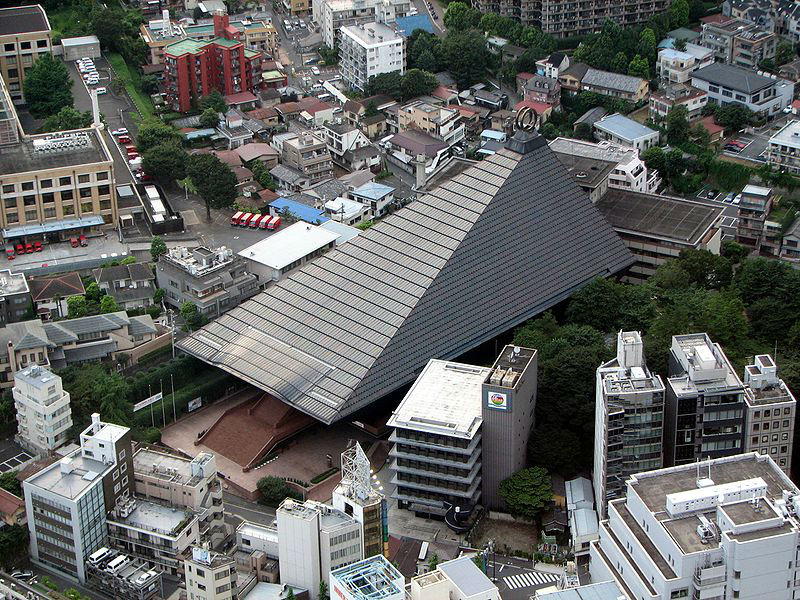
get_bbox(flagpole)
[161,379,166,426]
[171,374,176,423]
[149,384,154,428]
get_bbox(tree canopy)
[498,467,553,520]
[42,106,92,133]
[137,120,183,154]
[151,236,167,261]
[438,31,490,89]
[142,143,189,182]
[23,54,73,118]
[257,476,297,507]
[187,154,238,220]
[443,1,481,31]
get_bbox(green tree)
[408,30,441,70]
[151,236,167,261]
[200,90,227,114]
[498,467,553,520]
[401,69,438,101]
[610,51,629,74]
[363,100,379,118]
[319,581,330,600]
[438,30,490,89]
[539,122,560,140]
[669,0,690,29]
[187,154,238,220]
[257,476,295,506]
[666,104,690,145]
[721,240,748,264]
[627,54,650,79]
[0,471,21,496]
[180,301,201,330]
[715,103,754,132]
[42,106,92,132]
[527,424,582,477]
[415,49,438,73]
[574,122,593,140]
[674,37,687,51]
[154,288,165,304]
[443,1,480,31]
[638,28,657,63]
[367,71,403,99]
[100,295,119,314]
[199,107,220,129]
[0,525,28,570]
[566,276,625,330]
[67,295,88,319]
[23,53,73,118]
[136,120,183,153]
[250,159,277,191]
[776,41,795,66]
[641,146,666,173]
[85,282,104,305]
[143,143,188,182]
[287,589,296,600]
[428,553,440,571]
[140,74,159,95]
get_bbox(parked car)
[112,128,129,136]
[24,243,33,254]
[5,248,14,260]
[11,571,32,580]
[311,66,320,75]
[733,193,742,205]
[33,241,42,252]
[706,189,719,199]
[95,87,107,95]
[15,244,24,254]
[118,135,131,144]
[723,192,736,203]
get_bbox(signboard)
[192,546,211,565]
[133,392,162,412]
[187,397,202,413]
[487,392,508,410]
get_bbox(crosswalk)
[502,571,559,589]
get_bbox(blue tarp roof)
[183,128,217,140]
[395,14,435,36]
[269,198,330,224]
[2,215,105,239]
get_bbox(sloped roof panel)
[178,133,633,423]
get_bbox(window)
[81,202,93,213]
[40,179,52,188]
[784,407,791,415]
[78,174,90,184]
[61,190,73,201]
[42,193,54,204]
[79,188,92,199]
[114,482,120,493]
[752,436,759,444]
[23,195,35,206]
[754,410,761,418]
[7,68,18,78]
[24,210,36,221]
[44,207,56,218]
[765,410,771,417]
[20,42,31,50]
[58,176,71,186]
[37,40,48,48]
[21,182,34,191]
[4,199,15,209]
[6,213,18,223]
[98,185,110,196]
[1,184,13,194]
[63,205,75,216]
[97,172,109,181]
[3,44,14,52]
[196,569,205,578]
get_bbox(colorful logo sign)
[488,392,508,410]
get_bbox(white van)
[88,547,113,566]
[105,555,130,575]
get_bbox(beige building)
[0,4,52,105]
[132,448,226,547]
[282,132,333,184]
[397,101,465,147]
[185,546,238,600]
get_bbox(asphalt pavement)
[223,491,277,526]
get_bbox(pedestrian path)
[502,571,559,589]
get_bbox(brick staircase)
[200,394,314,468]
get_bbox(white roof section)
[768,119,800,148]
[437,556,497,596]
[238,222,339,270]
[319,220,362,244]
[571,507,599,537]
[594,113,658,142]
[325,197,366,221]
[61,35,99,46]
[566,477,594,510]
[341,22,403,47]
[387,359,489,439]
[742,184,771,196]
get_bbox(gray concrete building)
[664,333,747,467]
[179,130,633,425]
[0,269,30,324]
[593,331,665,518]
[156,246,259,319]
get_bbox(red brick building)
[164,14,263,113]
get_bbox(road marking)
[503,571,559,589]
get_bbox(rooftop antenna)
[340,442,371,502]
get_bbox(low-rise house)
[558,62,589,94]
[473,89,506,111]
[299,101,337,127]
[490,109,516,134]
[455,105,483,134]
[350,181,395,217]
[781,215,800,262]
[536,52,570,79]
[281,132,333,185]
[216,109,255,149]
[593,113,660,151]
[0,312,159,385]
[656,44,714,84]
[0,270,29,325]
[324,197,371,225]
[28,273,85,321]
[343,95,397,128]
[649,83,708,121]
[767,119,800,173]
[235,143,280,167]
[385,130,450,185]
[573,106,607,131]
[238,222,339,286]
[692,61,793,118]
[0,488,25,526]
[247,107,280,128]
[522,74,561,106]
[156,246,259,318]
[779,58,800,83]
[397,100,465,147]
[580,68,649,102]
[431,85,459,105]
[324,122,374,168]
[93,264,156,310]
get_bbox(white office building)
[184,546,238,600]
[24,414,135,583]
[314,0,411,48]
[410,555,500,600]
[13,365,72,456]
[590,452,800,600]
[277,498,363,600]
[339,22,405,93]
[593,331,665,517]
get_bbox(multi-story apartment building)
[664,333,748,467]
[132,448,226,547]
[478,0,668,38]
[156,245,259,318]
[0,270,30,325]
[184,18,278,56]
[590,453,800,600]
[782,215,800,261]
[184,546,238,600]
[163,14,263,113]
[0,5,52,105]
[396,101,465,147]
[24,414,135,583]
[0,311,159,387]
[593,331,665,518]
[767,118,800,173]
[735,184,773,249]
[649,83,708,121]
[282,132,334,184]
[549,138,660,197]
[277,498,363,600]
[339,23,405,93]
[107,498,200,576]
[596,190,722,283]
[315,0,411,48]
[656,44,714,84]
[742,354,796,475]
[691,62,793,117]
[13,365,72,456]
[700,19,776,68]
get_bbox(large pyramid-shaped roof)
[178,133,633,423]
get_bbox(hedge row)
[125,355,209,404]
